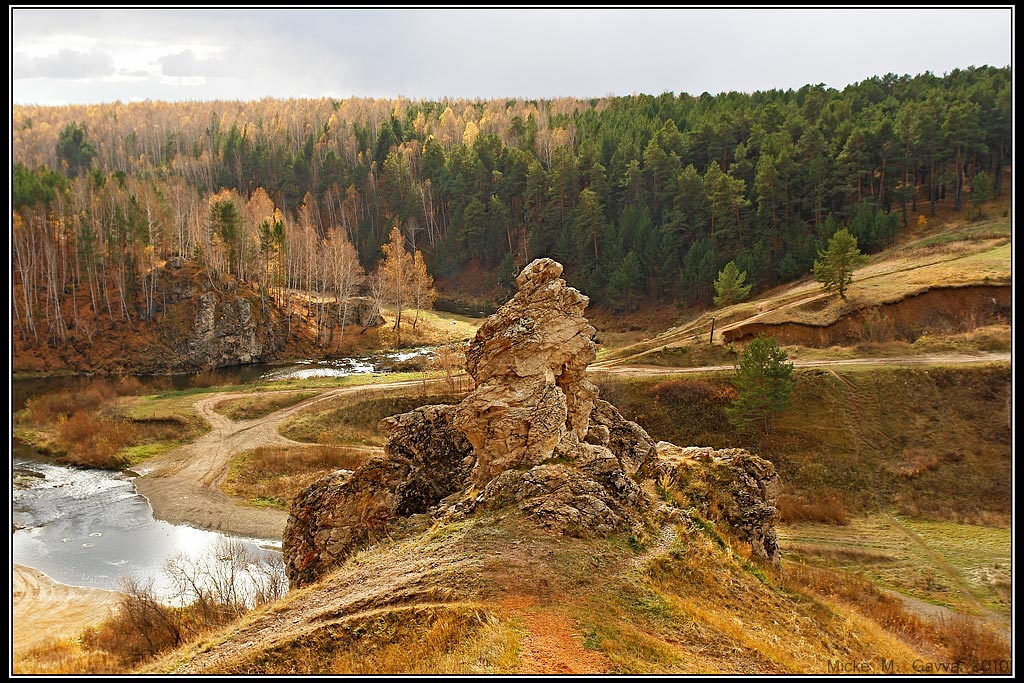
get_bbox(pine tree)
[812,229,867,299]
[713,261,752,307]
[728,335,795,435]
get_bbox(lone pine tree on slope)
[813,228,867,299]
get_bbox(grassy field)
[596,363,1012,523]
[778,516,1011,621]
[213,391,320,420]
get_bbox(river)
[12,441,281,602]
[10,347,435,602]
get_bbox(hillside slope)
[595,209,1011,368]
[141,258,945,675]
[147,511,928,675]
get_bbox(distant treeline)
[13,66,1010,327]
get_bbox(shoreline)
[12,564,123,655]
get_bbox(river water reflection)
[12,443,281,601]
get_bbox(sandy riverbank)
[12,564,123,654]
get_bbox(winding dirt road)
[133,379,429,541]
[592,351,1011,376]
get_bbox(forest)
[11,66,1010,350]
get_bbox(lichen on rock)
[284,258,783,586]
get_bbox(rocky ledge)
[284,258,781,587]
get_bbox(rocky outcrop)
[186,292,267,368]
[284,258,783,586]
[347,296,386,329]
[284,406,474,585]
[453,258,599,485]
[642,443,782,565]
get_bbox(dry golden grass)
[781,562,933,649]
[372,307,480,349]
[223,444,372,509]
[203,604,521,675]
[13,638,121,675]
[576,530,927,674]
[280,392,459,446]
[213,391,318,420]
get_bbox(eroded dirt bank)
[723,285,1010,347]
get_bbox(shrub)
[777,493,849,525]
[937,612,1011,671]
[56,411,137,469]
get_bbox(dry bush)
[56,411,138,469]
[890,448,939,477]
[860,309,895,343]
[782,563,931,648]
[430,341,468,395]
[82,539,286,669]
[777,493,849,525]
[113,375,146,396]
[935,613,1012,672]
[24,380,117,425]
[189,370,232,388]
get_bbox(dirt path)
[591,352,1010,377]
[505,597,611,675]
[12,564,122,654]
[134,379,431,541]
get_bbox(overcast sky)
[10,7,1014,105]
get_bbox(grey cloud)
[14,48,115,79]
[120,68,151,77]
[157,49,232,77]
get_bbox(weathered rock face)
[347,296,386,329]
[453,259,599,485]
[284,405,474,586]
[284,258,783,586]
[642,443,782,565]
[186,292,266,368]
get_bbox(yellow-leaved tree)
[377,225,413,345]
[410,250,437,330]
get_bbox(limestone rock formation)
[452,259,600,484]
[284,405,474,586]
[284,258,783,586]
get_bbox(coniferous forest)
[11,66,1010,351]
